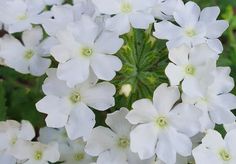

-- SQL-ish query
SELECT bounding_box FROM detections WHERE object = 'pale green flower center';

[121,2,132,13]
[34,150,43,161]
[17,13,27,20]
[155,116,168,128]
[73,153,85,161]
[81,47,93,57]
[70,91,81,104]
[117,137,130,148]
[10,137,17,145]
[185,29,197,37]
[185,65,195,75]
[24,49,34,60]
[219,149,231,161]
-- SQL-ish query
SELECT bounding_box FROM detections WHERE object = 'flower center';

[17,13,27,20]
[24,49,34,60]
[81,47,93,57]
[70,91,81,104]
[185,29,197,37]
[219,149,231,161]
[34,150,43,161]
[185,65,195,75]
[121,2,132,13]
[10,137,17,145]
[117,137,130,149]
[155,116,168,128]
[74,153,85,161]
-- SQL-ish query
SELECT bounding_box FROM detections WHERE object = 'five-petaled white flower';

[51,15,123,87]
[0,0,45,33]
[182,67,236,131]
[92,0,155,35]
[126,83,201,164]
[85,108,152,164]
[165,44,217,96]
[0,26,53,76]
[153,1,229,53]
[13,141,60,164]
[36,68,116,140]
[193,129,236,164]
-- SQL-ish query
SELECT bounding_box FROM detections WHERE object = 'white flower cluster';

[0,0,236,164]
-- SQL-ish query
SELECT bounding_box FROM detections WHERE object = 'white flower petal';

[29,56,51,76]
[95,31,123,54]
[210,67,234,94]
[202,129,225,150]
[165,63,184,86]
[129,12,154,29]
[105,14,131,35]
[57,58,90,87]
[156,134,176,164]
[206,20,229,38]
[36,95,69,128]
[130,123,158,159]
[200,6,220,22]
[42,68,70,96]
[153,21,182,40]
[65,103,95,140]
[168,128,192,156]
[90,54,122,81]
[209,108,235,124]
[92,0,120,14]
[82,82,115,111]
[170,103,201,137]
[85,126,116,156]
[105,108,131,136]
[207,39,223,53]
[43,142,60,163]
[224,129,236,155]
[126,99,157,124]
[168,45,190,65]
[153,84,180,114]
[22,26,43,47]
[18,120,35,141]
[192,145,220,164]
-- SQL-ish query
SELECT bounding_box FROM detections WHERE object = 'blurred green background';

[0,0,236,132]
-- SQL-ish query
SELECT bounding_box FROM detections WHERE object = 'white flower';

[193,129,236,164]
[36,68,116,140]
[62,139,94,164]
[126,84,201,164]
[0,120,35,155]
[0,0,45,33]
[85,108,152,164]
[13,141,60,164]
[150,0,183,20]
[153,1,229,53]
[51,15,123,86]
[39,4,76,36]
[92,0,155,34]
[38,127,94,164]
[165,44,217,96]
[0,26,53,76]
[39,2,95,37]
[182,67,236,131]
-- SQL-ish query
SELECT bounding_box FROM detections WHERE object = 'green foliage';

[0,66,46,128]
[0,80,7,121]
[112,27,168,110]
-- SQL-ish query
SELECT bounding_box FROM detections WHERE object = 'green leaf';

[0,81,7,121]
